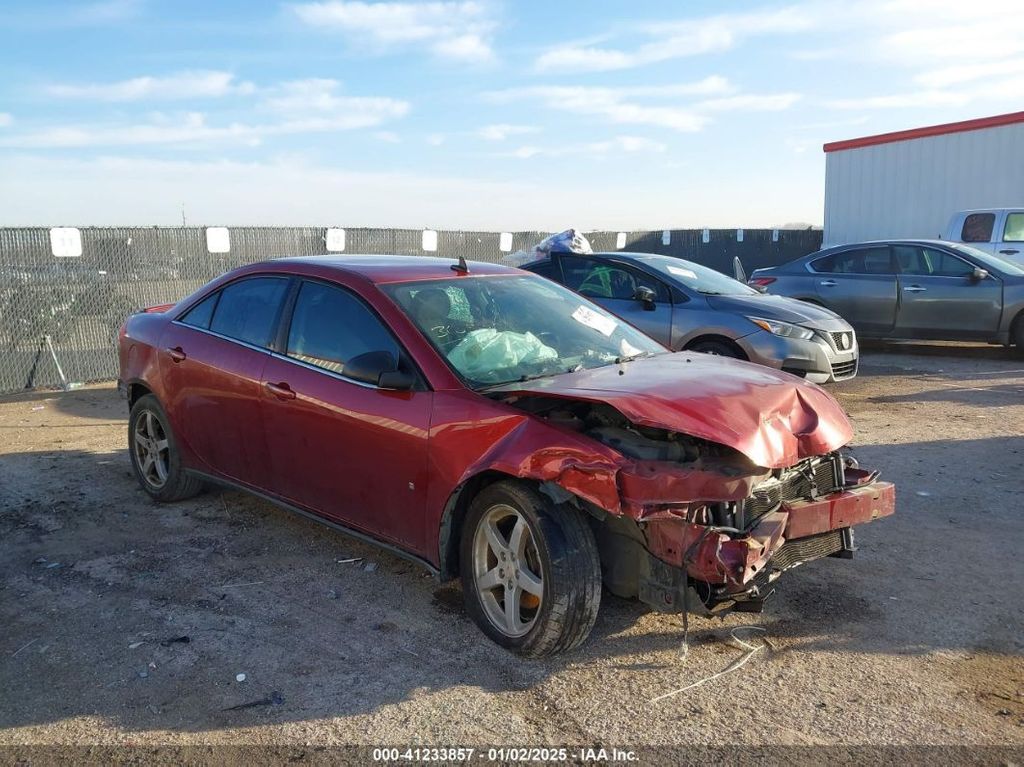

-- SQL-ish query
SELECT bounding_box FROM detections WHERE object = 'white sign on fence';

[325,228,346,252]
[206,227,230,253]
[662,230,671,246]
[499,232,514,252]
[422,229,438,252]
[50,227,82,258]
[615,232,627,249]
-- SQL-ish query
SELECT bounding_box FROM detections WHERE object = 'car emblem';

[839,334,850,350]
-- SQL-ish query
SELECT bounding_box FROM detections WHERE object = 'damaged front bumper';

[598,457,895,615]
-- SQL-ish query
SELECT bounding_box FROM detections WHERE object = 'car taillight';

[749,277,776,287]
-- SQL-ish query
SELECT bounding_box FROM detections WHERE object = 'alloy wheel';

[471,504,544,638]
[133,410,170,489]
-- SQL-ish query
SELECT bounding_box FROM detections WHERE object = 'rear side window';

[811,247,893,274]
[209,277,289,348]
[180,293,218,329]
[961,213,995,242]
[286,281,400,376]
[526,259,559,280]
[1003,212,1024,243]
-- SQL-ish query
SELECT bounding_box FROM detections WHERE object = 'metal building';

[822,111,1024,247]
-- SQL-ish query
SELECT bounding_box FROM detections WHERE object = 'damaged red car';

[118,256,895,657]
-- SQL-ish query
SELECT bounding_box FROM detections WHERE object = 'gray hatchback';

[523,251,858,383]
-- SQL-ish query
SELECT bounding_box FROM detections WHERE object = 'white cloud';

[374,131,401,143]
[47,71,255,101]
[0,152,825,230]
[506,135,666,159]
[695,93,802,112]
[534,6,811,73]
[0,113,12,127]
[485,78,797,133]
[826,91,969,111]
[0,93,409,149]
[290,0,496,62]
[477,124,540,141]
[426,133,445,146]
[914,59,1024,89]
[260,78,409,122]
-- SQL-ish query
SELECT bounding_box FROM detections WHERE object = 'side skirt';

[187,469,440,578]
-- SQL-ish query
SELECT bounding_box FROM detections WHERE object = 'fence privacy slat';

[0,226,822,393]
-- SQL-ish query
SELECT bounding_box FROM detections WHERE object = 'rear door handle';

[819,280,837,287]
[166,346,186,363]
[263,381,296,400]
[999,249,1019,255]
[903,285,926,293]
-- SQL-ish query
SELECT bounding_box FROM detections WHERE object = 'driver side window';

[561,258,670,302]
[285,281,400,377]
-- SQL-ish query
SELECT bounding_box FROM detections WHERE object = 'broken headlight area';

[497,394,895,615]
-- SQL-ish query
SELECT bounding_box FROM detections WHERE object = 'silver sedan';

[523,251,858,383]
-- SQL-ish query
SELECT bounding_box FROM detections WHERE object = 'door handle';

[819,280,837,287]
[264,381,296,400]
[166,346,186,363]
[903,285,927,293]
[999,249,1019,255]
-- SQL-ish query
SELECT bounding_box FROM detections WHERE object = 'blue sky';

[1,0,1021,229]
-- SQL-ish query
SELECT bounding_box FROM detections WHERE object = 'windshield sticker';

[572,305,617,337]
[666,265,697,280]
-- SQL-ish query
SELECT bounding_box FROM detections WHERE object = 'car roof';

[269,255,521,284]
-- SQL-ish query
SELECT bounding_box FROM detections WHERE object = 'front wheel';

[460,481,601,657]
[128,394,204,502]
[688,339,744,359]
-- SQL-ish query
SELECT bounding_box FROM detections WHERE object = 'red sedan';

[118,256,895,657]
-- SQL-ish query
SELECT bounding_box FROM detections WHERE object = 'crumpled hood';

[707,293,848,329]
[488,353,853,469]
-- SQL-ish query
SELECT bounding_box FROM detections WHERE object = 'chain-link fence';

[0,226,822,394]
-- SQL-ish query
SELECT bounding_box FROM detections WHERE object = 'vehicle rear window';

[1003,212,1024,243]
[180,293,218,329]
[286,281,399,376]
[209,276,289,348]
[812,247,892,274]
[524,259,559,280]
[961,213,995,243]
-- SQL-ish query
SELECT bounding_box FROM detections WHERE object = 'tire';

[128,394,204,502]
[1013,315,1024,357]
[688,339,744,359]
[460,480,601,658]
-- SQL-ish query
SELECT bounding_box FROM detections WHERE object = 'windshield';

[636,255,759,295]
[948,243,1024,276]
[383,274,667,388]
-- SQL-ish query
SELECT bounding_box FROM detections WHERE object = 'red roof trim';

[823,111,1024,153]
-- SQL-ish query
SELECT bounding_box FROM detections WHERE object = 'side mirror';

[970,267,989,282]
[344,351,415,390]
[633,286,657,310]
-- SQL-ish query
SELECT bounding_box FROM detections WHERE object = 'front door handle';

[166,346,186,363]
[263,381,297,400]
[999,249,1019,255]
[903,285,927,293]
[819,280,837,287]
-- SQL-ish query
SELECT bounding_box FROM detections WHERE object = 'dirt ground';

[1,342,1022,752]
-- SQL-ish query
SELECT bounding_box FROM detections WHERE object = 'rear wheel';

[1013,314,1024,357]
[128,394,204,502]
[460,481,601,657]
[688,339,744,359]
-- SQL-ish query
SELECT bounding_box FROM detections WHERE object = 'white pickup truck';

[943,208,1024,265]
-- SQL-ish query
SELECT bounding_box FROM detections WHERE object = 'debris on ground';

[222,691,285,711]
[159,635,190,647]
[336,558,362,564]
[236,673,247,682]
[363,562,378,573]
